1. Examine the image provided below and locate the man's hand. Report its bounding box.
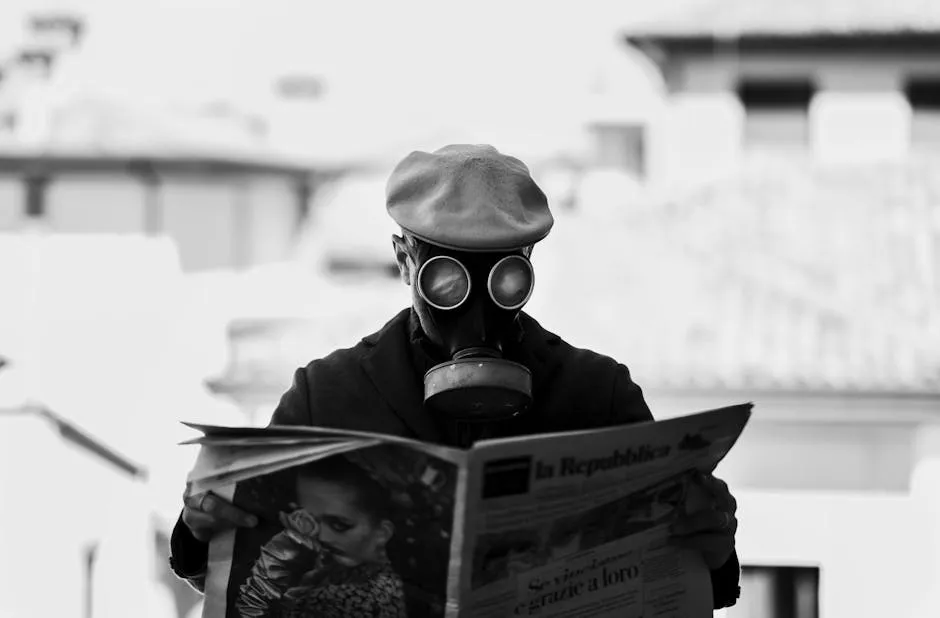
[669,472,738,570]
[182,486,258,543]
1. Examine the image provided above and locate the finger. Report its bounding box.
[670,509,715,535]
[183,489,207,510]
[670,533,735,570]
[710,477,737,514]
[721,489,737,515]
[670,532,734,554]
[671,530,734,550]
[671,509,737,536]
[697,474,737,514]
[201,493,258,528]
[182,508,227,543]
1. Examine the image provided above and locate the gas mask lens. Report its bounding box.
[417,256,472,310]
[417,254,534,311]
[488,255,534,310]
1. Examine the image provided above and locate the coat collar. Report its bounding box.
[359,307,563,443]
[360,308,440,441]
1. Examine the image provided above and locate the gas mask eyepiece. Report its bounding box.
[417,255,534,312]
[416,256,473,310]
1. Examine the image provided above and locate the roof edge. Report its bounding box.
[645,387,940,424]
[0,152,334,180]
[624,31,940,55]
[646,386,940,400]
[0,404,148,479]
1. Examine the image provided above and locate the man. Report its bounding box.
[171,144,741,609]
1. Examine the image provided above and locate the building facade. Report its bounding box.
[0,153,316,273]
[626,0,940,189]
[619,2,940,616]
[0,10,325,274]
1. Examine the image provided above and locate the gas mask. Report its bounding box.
[415,251,536,422]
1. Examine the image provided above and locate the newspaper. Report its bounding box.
[183,403,752,618]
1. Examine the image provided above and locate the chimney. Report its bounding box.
[810,92,911,164]
[28,12,86,51]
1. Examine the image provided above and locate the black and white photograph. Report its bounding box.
[1,0,938,617]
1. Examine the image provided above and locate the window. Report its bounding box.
[722,566,820,618]
[17,48,56,77]
[25,175,49,217]
[276,74,326,100]
[905,77,940,149]
[2,111,17,132]
[326,256,399,279]
[588,123,646,177]
[738,79,816,151]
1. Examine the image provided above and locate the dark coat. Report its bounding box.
[170,308,740,608]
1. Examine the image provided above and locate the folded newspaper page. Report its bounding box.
[183,403,752,618]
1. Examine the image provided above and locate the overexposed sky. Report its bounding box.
[0,0,688,111]
[0,0,700,162]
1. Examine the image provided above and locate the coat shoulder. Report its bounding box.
[547,337,631,399]
[303,339,371,379]
[299,308,410,384]
[524,314,625,379]
[554,337,621,372]
[521,314,651,427]
[283,309,413,433]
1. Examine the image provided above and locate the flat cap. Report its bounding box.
[386,144,553,252]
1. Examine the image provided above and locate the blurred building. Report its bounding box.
[0,149,317,272]
[0,233,224,618]
[616,2,940,617]
[204,172,411,423]
[1,4,936,618]
[628,0,940,188]
[0,11,327,274]
[0,399,156,618]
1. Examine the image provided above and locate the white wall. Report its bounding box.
[730,487,936,618]
[161,179,239,271]
[0,414,162,618]
[158,175,300,272]
[242,177,298,266]
[649,91,744,189]
[47,177,148,234]
[810,92,911,164]
[0,178,23,230]
[910,423,940,617]
[644,390,940,617]
[721,420,913,492]
[0,172,301,271]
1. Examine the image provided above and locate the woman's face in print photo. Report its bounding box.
[294,459,396,568]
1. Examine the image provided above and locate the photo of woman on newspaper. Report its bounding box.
[224,446,459,618]
[235,455,407,617]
